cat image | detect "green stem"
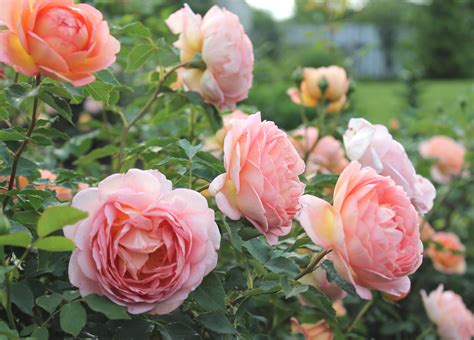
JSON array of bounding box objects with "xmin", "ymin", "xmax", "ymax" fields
[
  {"xmin": 295, "ymin": 248, "xmax": 332, "ymax": 280},
  {"xmin": 347, "ymin": 296, "xmax": 376, "ymax": 333},
  {"xmin": 415, "ymin": 325, "xmax": 434, "ymax": 340},
  {"xmin": 3, "ymin": 75, "xmax": 41, "ymax": 210}
]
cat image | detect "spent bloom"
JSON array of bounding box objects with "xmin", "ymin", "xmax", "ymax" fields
[
  {"xmin": 64, "ymin": 169, "xmax": 220, "ymax": 314},
  {"xmin": 166, "ymin": 5, "xmax": 254, "ymax": 109},
  {"xmin": 209, "ymin": 113, "xmax": 305, "ymax": 245},
  {"xmin": 0, "ymin": 0, "xmax": 120, "ymax": 86},
  {"xmin": 297, "ymin": 161, "xmax": 423, "ymax": 299}
]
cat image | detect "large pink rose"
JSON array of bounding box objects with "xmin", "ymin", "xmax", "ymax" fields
[
  {"xmin": 419, "ymin": 136, "xmax": 465, "ymax": 183},
  {"xmin": 421, "ymin": 285, "xmax": 474, "ymax": 340},
  {"xmin": 297, "ymin": 161, "xmax": 423, "ymax": 299},
  {"xmin": 204, "ymin": 110, "xmax": 248, "ymax": 156},
  {"xmin": 166, "ymin": 5, "xmax": 253, "ymax": 109},
  {"xmin": 209, "ymin": 113, "xmax": 305, "ymax": 245},
  {"xmin": 64, "ymin": 169, "xmax": 220, "ymax": 315},
  {"xmin": 0, "ymin": 0, "xmax": 120, "ymax": 86},
  {"xmin": 343, "ymin": 118, "xmax": 436, "ymax": 215},
  {"xmin": 287, "ymin": 66, "xmax": 349, "ymax": 113},
  {"xmin": 427, "ymin": 232, "xmax": 466, "ymax": 274}
]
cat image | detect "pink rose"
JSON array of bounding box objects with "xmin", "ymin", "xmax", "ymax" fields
[
  {"xmin": 299, "ymin": 267, "xmax": 346, "ymax": 302},
  {"xmin": 297, "ymin": 162, "xmax": 423, "ymax": 299},
  {"xmin": 290, "ymin": 127, "xmax": 348, "ymax": 175},
  {"xmin": 343, "ymin": 118, "xmax": 436, "ymax": 215},
  {"xmin": 291, "ymin": 318, "xmax": 333, "ymax": 340},
  {"xmin": 0, "ymin": 65, "xmax": 4, "ymax": 80},
  {"xmin": 419, "ymin": 218, "xmax": 435, "ymax": 242},
  {"xmin": 427, "ymin": 232, "xmax": 466, "ymax": 274},
  {"xmin": 287, "ymin": 66, "xmax": 349, "ymax": 112},
  {"xmin": 64, "ymin": 169, "xmax": 220, "ymax": 314},
  {"xmin": 0, "ymin": 0, "xmax": 120, "ymax": 86},
  {"xmin": 36, "ymin": 169, "xmax": 72, "ymax": 202},
  {"xmin": 209, "ymin": 113, "xmax": 305, "ymax": 245},
  {"xmin": 166, "ymin": 5, "xmax": 253, "ymax": 109},
  {"xmin": 204, "ymin": 110, "xmax": 249, "ymax": 156},
  {"xmin": 419, "ymin": 136, "xmax": 465, "ymax": 183},
  {"xmin": 421, "ymin": 285, "xmax": 474, "ymax": 340}
]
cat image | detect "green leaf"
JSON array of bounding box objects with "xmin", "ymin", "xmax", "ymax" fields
[
  {"xmin": 178, "ymin": 139, "xmax": 202, "ymax": 160},
  {"xmin": 0, "ymin": 232, "xmax": 32, "ymax": 247},
  {"xmin": 238, "ymin": 226, "xmax": 262, "ymax": 241},
  {"xmin": 84, "ymin": 80, "xmax": 114, "ymax": 104},
  {"xmin": 117, "ymin": 22, "xmax": 151, "ymax": 38},
  {"xmin": 114, "ymin": 319, "xmax": 151, "ymax": 340},
  {"xmin": 0, "ymin": 320, "xmax": 19, "ymax": 339},
  {"xmin": 96, "ymin": 69, "xmax": 121, "ymax": 87},
  {"xmin": 60, "ymin": 301, "xmax": 86, "ymax": 337},
  {"xmin": 37, "ymin": 205, "xmax": 88, "ymax": 237},
  {"xmin": 301, "ymin": 286, "xmax": 336, "ymax": 323},
  {"xmin": 193, "ymin": 272, "xmax": 226, "ymax": 312},
  {"xmin": 196, "ymin": 312, "xmax": 237, "ymax": 334},
  {"xmin": 6, "ymin": 84, "xmax": 38, "ymax": 109},
  {"xmin": 321, "ymin": 261, "xmax": 357, "ymax": 296},
  {"xmin": 38, "ymin": 92, "xmax": 73, "ymax": 123},
  {"xmin": 126, "ymin": 43, "xmax": 156, "ymax": 72},
  {"xmin": 31, "ymin": 326, "xmax": 48, "ymax": 340},
  {"xmin": 83, "ymin": 294, "xmax": 130, "ymax": 320},
  {"xmin": 160, "ymin": 323, "xmax": 200, "ymax": 340},
  {"xmin": 244, "ymin": 238, "xmax": 272, "ymax": 263},
  {"xmin": 33, "ymin": 236, "xmax": 75, "ymax": 252},
  {"xmin": 36, "ymin": 293, "xmax": 64, "ymax": 314},
  {"xmin": 62, "ymin": 290, "xmax": 80, "ymax": 302},
  {"xmin": 265, "ymin": 257, "xmax": 299, "ymax": 277},
  {"xmin": 11, "ymin": 281, "xmax": 34, "ymax": 315},
  {"xmin": 0, "ymin": 129, "xmax": 30, "ymax": 141},
  {"xmin": 75, "ymin": 145, "xmax": 119, "ymax": 165}
]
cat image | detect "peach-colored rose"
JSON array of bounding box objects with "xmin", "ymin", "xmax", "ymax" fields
[
  {"xmin": 290, "ymin": 127, "xmax": 348, "ymax": 176},
  {"xmin": 37, "ymin": 169, "xmax": 72, "ymax": 201},
  {"xmin": 291, "ymin": 318, "xmax": 333, "ymax": 340},
  {"xmin": 419, "ymin": 218, "xmax": 435, "ymax": 242},
  {"xmin": 209, "ymin": 113, "xmax": 305, "ymax": 245},
  {"xmin": 388, "ymin": 118, "xmax": 400, "ymax": 131},
  {"xmin": 0, "ymin": 0, "xmax": 120, "ymax": 86},
  {"xmin": 166, "ymin": 5, "xmax": 253, "ymax": 109},
  {"xmin": 64, "ymin": 169, "xmax": 220, "ymax": 314},
  {"xmin": 287, "ymin": 66, "xmax": 349, "ymax": 113},
  {"xmin": 421, "ymin": 285, "xmax": 474, "ymax": 340},
  {"xmin": 297, "ymin": 162, "xmax": 423, "ymax": 299},
  {"xmin": 419, "ymin": 136, "xmax": 465, "ymax": 183},
  {"xmin": 344, "ymin": 118, "xmax": 436, "ymax": 215},
  {"xmin": 204, "ymin": 110, "xmax": 248, "ymax": 156},
  {"xmin": 0, "ymin": 176, "xmax": 29, "ymax": 191},
  {"xmin": 427, "ymin": 232, "xmax": 466, "ymax": 274}
]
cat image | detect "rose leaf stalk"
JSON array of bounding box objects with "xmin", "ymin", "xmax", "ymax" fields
[
  {"xmin": 116, "ymin": 62, "xmax": 190, "ymax": 171},
  {"xmin": 3, "ymin": 75, "xmax": 42, "ymax": 210},
  {"xmin": 295, "ymin": 248, "xmax": 332, "ymax": 280},
  {"xmin": 346, "ymin": 295, "xmax": 377, "ymax": 333}
]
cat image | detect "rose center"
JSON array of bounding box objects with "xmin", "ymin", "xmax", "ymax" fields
[{"xmin": 34, "ymin": 7, "xmax": 89, "ymax": 57}]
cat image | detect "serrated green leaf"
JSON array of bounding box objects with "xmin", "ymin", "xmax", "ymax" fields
[
  {"xmin": 193, "ymin": 272, "xmax": 226, "ymax": 312},
  {"xmin": 33, "ymin": 236, "xmax": 75, "ymax": 252},
  {"xmin": 178, "ymin": 139, "xmax": 202, "ymax": 159},
  {"xmin": 6, "ymin": 84, "xmax": 38, "ymax": 109},
  {"xmin": 0, "ymin": 232, "xmax": 32, "ymax": 247},
  {"xmin": 0, "ymin": 129, "xmax": 30, "ymax": 141},
  {"xmin": 62, "ymin": 290, "xmax": 80, "ymax": 302},
  {"xmin": 38, "ymin": 92, "xmax": 73, "ymax": 123},
  {"xmin": 117, "ymin": 22, "xmax": 151, "ymax": 38},
  {"xmin": 83, "ymin": 294, "xmax": 130, "ymax": 320},
  {"xmin": 11, "ymin": 281, "xmax": 34, "ymax": 315},
  {"xmin": 244, "ymin": 238, "xmax": 272, "ymax": 263},
  {"xmin": 60, "ymin": 301, "xmax": 86, "ymax": 337},
  {"xmin": 30, "ymin": 326, "xmax": 48, "ymax": 340},
  {"xmin": 75, "ymin": 145, "xmax": 119, "ymax": 165},
  {"xmin": 0, "ymin": 320, "xmax": 19, "ymax": 339},
  {"xmin": 36, "ymin": 293, "xmax": 63, "ymax": 314},
  {"xmin": 196, "ymin": 312, "xmax": 237, "ymax": 334},
  {"xmin": 301, "ymin": 286, "xmax": 336, "ymax": 323},
  {"xmin": 37, "ymin": 205, "xmax": 87, "ymax": 237},
  {"xmin": 265, "ymin": 257, "xmax": 299, "ymax": 277},
  {"xmin": 160, "ymin": 322, "xmax": 200, "ymax": 340},
  {"xmin": 126, "ymin": 43, "xmax": 156, "ymax": 72},
  {"xmin": 84, "ymin": 80, "xmax": 114, "ymax": 104},
  {"xmin": 321, "ymin": 260, "xmax": 357, "ymax": 296}
]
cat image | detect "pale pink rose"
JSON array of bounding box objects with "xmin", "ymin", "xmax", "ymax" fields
[
  {"xmin": 203, "ymin": 110, "xmax": 248, "ymax": 156},
  {"xmin": 297, "ymin": 161, "xmax": 423, "ymax": 299},
  {"xmin": 290, "ymin": 127, "xmax": 348, "ymax": 175},
  {"xmin": 64, "ymin": 169, "xmax": 220, "ymax": 314},
  {"xmin": 427, "ymin": 232, "xmax": 466, "ymax": 274},
  {"xmin": 421, "ymin": 285, "xmax": 474, "ymax": 340},
  {"xmin": 291, "ymin": 318, "xmax": 333, "ymax": 340},
  {"xmin": 209, "ymin": 113, "xmax": 305, "ymax": 245},
  {"xmin": 166, "ymin": 5, "xmax": 253, "ymax": 109},
  {"xmin": 288, "ymin": 66, "xmax": 349, "ymax": 112},
  {"xmin": 419, "ymin": 136, "xmax": 465, "ymax": 183},
  {"xmin": 343, "ymin": 118, "xmax": 436, "ymax": 215},
  {"xmin": 0, "ymin": 0, "xmax": 120, "ymax": 86}
]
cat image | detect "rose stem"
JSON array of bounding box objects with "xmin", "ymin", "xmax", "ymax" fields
[{"xmin": 295, "ymin": 248, "xmax": 332, "ymax": 280}]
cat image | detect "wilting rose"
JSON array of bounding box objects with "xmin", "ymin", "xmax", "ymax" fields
[
  {"xmin": 290, "ymin": 127, "xmax": 348, "ymax": 175},
  {"xmin": 291, "ymin": 318, "xmax": 333, "ymax": 340},
  {"xmin": 427, "ymin": 232, "xmax": 466, "ymax": 274},
  {"xmin": 343, "ymin": 118, "xmax": 436, "ymax": 215},
  {"xmin": 209, "ymin": 113, "xmax": 305, "ymax": 245},
  {"xmin": 166, "ymin": 5, "xmax": 253, "ymax": 109},
  {"xmin": 0, "ymin": 0, "xmax": 120, "ymax": 86},
  {"xmin": 64, "ymin": 169, "xmax": 220, "ymax": 314},
  {"xmin": 419, "ymin": 136, "xmax": 465, "ymax": 183},
  {"xmin": 287, "ymin": 66, "xmax": 349, "ymax": 113},
  {"xmin": 204, "ymin": 110, "xmax": 248, "ymax": 156},
  {"xmin": 421, "ymin": 285, "xmax": 474, "ymax": 340},
  {"xmin": 297, "ymin": 162, "xmax": 422, "ymax": 299}
]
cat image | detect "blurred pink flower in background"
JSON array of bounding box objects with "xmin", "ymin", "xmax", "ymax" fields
[
  {"xmin": 427, "ymin": 232, "xmax": 466, "ymax": 274},
  {"xmin": 291, "ymin": 318, "xmax": 333, "ymax": 340},
  {"xmin": 419, "ymin": 218, "xmax": 435, "ymax": 242},
  {"xmin": 166, "ymin": 5, "xmax": 254, "ymax": 109},
  {"xmin": 0, "ymin": 0, "xmax": 120, "ymax": 86},
  {"xmin": 298, "ymin": 162, "xmax": 422, "ymax": 300},
  {"xmin": 204, "ymin": 110, "xmax": 248, "ymax": 156},
  {"xmin": 0, "ymin": 65, "xmax": 4, "ymax": 80},
  {"xmin": 421, "ymin": 285, "xmax": 474, "ymax": 340},
  {"xmin": 209, "ymin": 113, "xmax": 305, "ymax": 245},
  {"xmin": 419, "ymin": 136, "xmax": 465, "ymax": 183},
  {"xmin": 64, "ymin": 169, "xmax": 220, "ymax": 314},
  {"xmin": 343, "ymin": 118, "xmax": 436, "ymax": 215}
]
